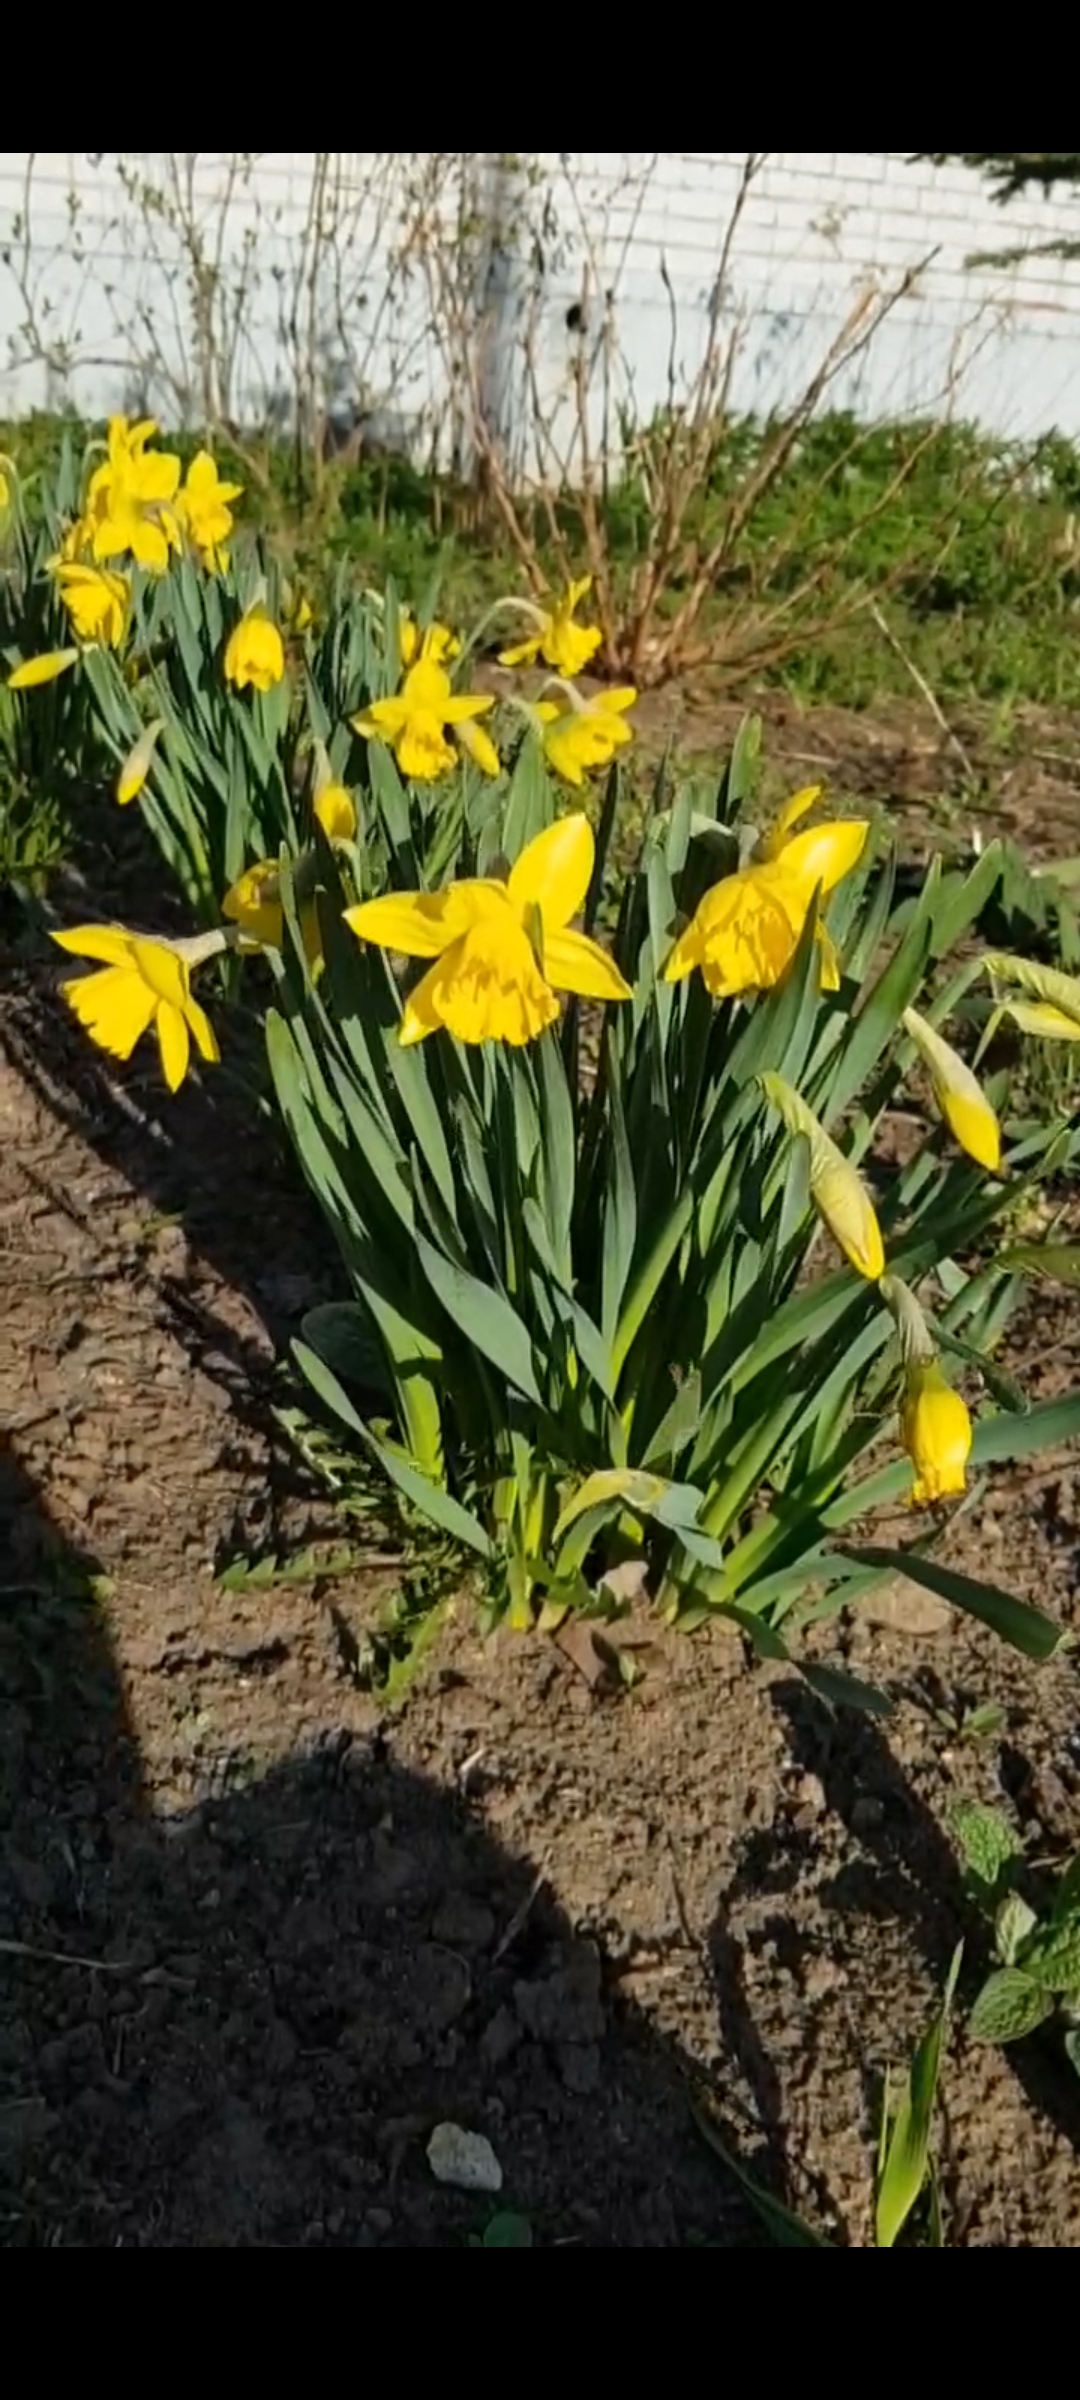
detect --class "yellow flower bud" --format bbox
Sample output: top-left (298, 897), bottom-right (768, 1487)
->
top-left (902, 1005), bottom-right (1001, 1171)
top-left (313, 782), bottom-right (357, 843)
top-left (901, 1360), bottom-right (972, 1506)
top-left (760, 1072), bottom-right (885, 1281)
top-left (8, 647), bottom-right (81, 689)
top-left (116, 718), bottom-right (165, 805)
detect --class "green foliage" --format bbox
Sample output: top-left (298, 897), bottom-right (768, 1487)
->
top-left (913, 156), bottom-right (1080, 200)
top-left (262, 706), bottom-right (1074, 1695)
top-left (0, 435), bottom-right (109, 894)
top-left (951, 1802), bottom-right (1080, 2072)
top-left (909, 155), bottom-right (1080, 270)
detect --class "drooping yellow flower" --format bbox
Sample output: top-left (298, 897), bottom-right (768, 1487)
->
top-left (313, 782), bottom-right (358, 843)
top-left (224, 604), bottom-right (286, 694)
top-left (901, 1359), bottom-right (972, 1506)
top-left (178, 448), bottom-right (243, 569)
top-left (7, 647), bottom-right (81, 690)
top-left (52, 924), bottom-right (219, 1094)
top-left (222, 861), bottom-right (322, 966)
top-left (84, 415), bottom-right (182, 574)
top-left (116, 717), bottom-right (165, 804)
top-left (665, 811), bottom-right (868, 1000)
top-left (534, 687), bottom-right (637, 785)
top-left (902, 1005), bottom-right (1001, 1172)
top-left (345, 813), bottom-right (631, 1047)
top-left (351, 655), bottom-right (494, 783)
top-left (53, 558), bottom-right (130, 648)
top-left (761, 1071), bottom-right (885, 1281)
top-left (398, 614), bottom-right (460, 668)
top-left (498, 577), bottom-right (602, 678)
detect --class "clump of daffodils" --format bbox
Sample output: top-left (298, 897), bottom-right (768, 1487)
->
top-left (6, 418), bottom-right (246, 693)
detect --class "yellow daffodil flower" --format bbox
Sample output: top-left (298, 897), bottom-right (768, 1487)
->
top-left (498, 577), bottom-right (602, 678)
top-left (901, 1358), bottom-right (972, 1505)
top-left (345, 813), bottom-right (631, 1047)
top-left (902, 1005), bottom-right (1001, 1171)
top-left (222, 861), bottom-right (323, 966)
top-left (53, 558), bottom-right (130, 648)
top-left (534, 687), bottom-right (637, 785)
top-left (8, 647), bottom-right (81, 690)
top-left (399, 615), bottom-right (460, 668)
top-left (52, 924), bottom-right (219, 1093)
top-left (84, 415), bottom-right (183, 574)
top-left (313, 783), bottom-right (358, 842)
top-left (665, 807), bottom-right (868, 1000)
top-left (178, 448), bottom-right (243, 569)
top-left (351, 655), bottom-right (494, 783)
top-left (761, 1072), bottom-right (885, 1281)
top-left (0, 463), bottom-right (10, 517)
top-left (224, 604), bottom-right (286, 693)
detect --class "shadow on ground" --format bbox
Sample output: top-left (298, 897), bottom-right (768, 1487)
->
top-left (1, 1444), bottom-right (761, 2249)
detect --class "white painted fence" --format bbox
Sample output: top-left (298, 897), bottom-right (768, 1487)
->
top-left (2, 153), bottom-right (1078, 450)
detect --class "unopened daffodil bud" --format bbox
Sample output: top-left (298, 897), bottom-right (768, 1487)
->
top-left (760, 1073), bottom-right (884, 1280)
top-left (901, 1359), bottom-right (972, 1506)
top-left (902, 1005), bottom-right (1001, 1171)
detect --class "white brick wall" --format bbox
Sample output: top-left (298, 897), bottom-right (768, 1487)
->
top-left (2, 151), bottom-right (1079, 445)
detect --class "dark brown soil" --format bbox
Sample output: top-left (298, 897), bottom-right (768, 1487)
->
top-left (3, 693), bottom-right (1080, 2248)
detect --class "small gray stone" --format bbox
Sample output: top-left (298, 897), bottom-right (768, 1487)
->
top-left (427, 2123), bottom-right (503, 2194)
top-left (862, 1585), bottom-right (951, 1637)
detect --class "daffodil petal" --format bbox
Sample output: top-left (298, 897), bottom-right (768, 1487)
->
top-left (507, 814), bottom-right (593, 928)
top-left (186, 995), bottom-right (221, 1066)
top-left (353, 696), bottom-right (411, 738)
top-left (61, 964), bottom-right (155, 1059)
top-left (398, 956), bottom-right (446, 1045)
top-left (52, 924), bottom-right (135, 969)
top-left (157, 1003), bottom-right (190, 1093)
top-left (543, 928), bottom-right (632, 1004)
top-left (345, 883), bottom-right (504, 959)
top-left (662, 924), bottom-right (703, 983)
top-left (441, 692), bottom-right (495, 724)
top-left (774, 783), bottom-right (822, 841)
top-left (778, 820), bottom-right (869, 894)
top-left (497, 637), bottom-right (540, 668)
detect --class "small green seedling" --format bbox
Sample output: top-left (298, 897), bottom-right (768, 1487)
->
top-left (691, 1947), bottom-right (961, 2249)
top-left (921, 1687), bottom-right (1006, 1745)
top-left (952, 1801), bottom-right (1080, 2070)
top-left (469, 2211), bottom-right (534, 2248)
